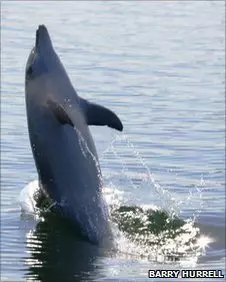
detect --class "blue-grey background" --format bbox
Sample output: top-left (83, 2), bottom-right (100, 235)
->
top-left (1, 1), bottom-right (225, 281)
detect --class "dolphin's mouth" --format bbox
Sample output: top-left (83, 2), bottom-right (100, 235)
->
top-left (35, 25), bottom-right (52, 51)
top-left (35, 27), bottom-right (40, 48)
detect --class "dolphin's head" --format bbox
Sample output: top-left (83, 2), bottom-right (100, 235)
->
top-left (25, 25), bottom-right (56, 84)
top-left (25, 25), bottom-right (74, 105)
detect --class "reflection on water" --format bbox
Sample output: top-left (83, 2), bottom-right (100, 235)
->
top-left (23, 213), bottom-right (108, 282)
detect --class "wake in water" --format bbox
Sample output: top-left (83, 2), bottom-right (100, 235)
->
top-left (19, 133), bottom-right (212, 266)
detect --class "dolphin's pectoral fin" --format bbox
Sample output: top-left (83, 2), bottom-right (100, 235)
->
top-left (47, 99), bottom-right (73, 127)
top-left (82, 99), bottom-right (123, 131)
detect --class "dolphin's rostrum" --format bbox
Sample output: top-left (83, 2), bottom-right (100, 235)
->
top-left (25, 25), bottom-right (123, 244)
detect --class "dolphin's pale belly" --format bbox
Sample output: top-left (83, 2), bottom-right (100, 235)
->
top-left (29, 113), bottom-right (109, 243)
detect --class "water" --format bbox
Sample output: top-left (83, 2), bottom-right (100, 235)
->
top-left (1, 1), bottom-right (225, 281)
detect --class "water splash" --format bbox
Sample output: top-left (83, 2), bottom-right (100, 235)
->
top-left (100, 133), bottom-right (181, 215)
top-left (99, 133), bottom-right (211, 264)
top-left (19, 132), bottom-right (211, 265)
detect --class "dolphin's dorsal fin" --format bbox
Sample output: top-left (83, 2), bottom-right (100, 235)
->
top-left (81, 99), bottom-right (123, 131)
top-left (47, 99), bottom-right (73, 126)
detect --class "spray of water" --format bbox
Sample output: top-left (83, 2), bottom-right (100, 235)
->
top-left (99, 133), bottom-right (211, 264)
top-left (19, 132), bottom-right (211, 265)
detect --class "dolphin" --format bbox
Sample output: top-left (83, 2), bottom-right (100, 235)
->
top-left (25, 25), bottom-right (123, 244)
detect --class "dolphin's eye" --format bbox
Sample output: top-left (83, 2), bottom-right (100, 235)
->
top-left (27, 66), bottom-right (33, 76)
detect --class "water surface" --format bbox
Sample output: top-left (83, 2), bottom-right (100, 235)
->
top-left (1, 1), bottom-right (225, 281)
